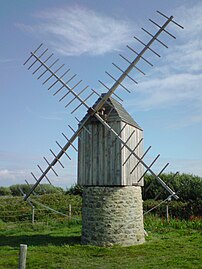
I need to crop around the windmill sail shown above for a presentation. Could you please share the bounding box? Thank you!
[23,11,183,200]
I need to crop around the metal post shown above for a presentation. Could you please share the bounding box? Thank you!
[166,204,169,222]
[18,244,27,269]
[32,206,35,225]
[69,204,72,220]
[166,196,172,222]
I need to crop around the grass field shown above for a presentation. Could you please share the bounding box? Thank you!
[0,217,201,269]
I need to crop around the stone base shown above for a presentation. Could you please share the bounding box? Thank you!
[81,186,145,246]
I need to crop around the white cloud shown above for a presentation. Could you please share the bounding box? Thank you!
[0,167,75,188]
[0,169,27,186]
[0,169,10,176]
[17,5,135,56]
[122,1,202,128]
[174,1,202,39]
[167,2,202,74]
[0,151,78,188]
[127,73,202,111]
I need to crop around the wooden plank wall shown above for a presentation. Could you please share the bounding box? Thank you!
[121,122,144,186]
[78,119,144,186]
[78,119,122,186]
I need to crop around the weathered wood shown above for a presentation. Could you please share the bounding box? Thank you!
[78,99,144,186]
[18,244,27,269]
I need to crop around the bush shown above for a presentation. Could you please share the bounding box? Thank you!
[0,193,82,222]
[0,187,12,196]
[9,184,64,196]
[66,184,83,196]
[143,173,202,202]
[143,173,202,219]
[143,199,201,220]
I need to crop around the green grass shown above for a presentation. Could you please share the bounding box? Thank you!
[0,218,201,269]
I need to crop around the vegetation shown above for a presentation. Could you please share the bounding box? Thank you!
[143,173,202,202]
[142,173,202,219]
[0,173,201,268]
[66,184,83,196]
[1,173,202,222]
[9,184,64,196]
[65,173,202,203]
[1,173,201,201]
[0,186,12,196]
[0,193,200,222]
[144,199,201,220]
[0,194,82,222]
[0,217,201,269]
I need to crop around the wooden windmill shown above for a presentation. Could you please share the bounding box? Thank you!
[22,10,183,246]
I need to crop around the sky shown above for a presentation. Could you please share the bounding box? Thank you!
[0,0,202,189]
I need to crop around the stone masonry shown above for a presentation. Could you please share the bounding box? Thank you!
[82,186,145,246]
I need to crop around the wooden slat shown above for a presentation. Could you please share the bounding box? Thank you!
[77,110,144,186]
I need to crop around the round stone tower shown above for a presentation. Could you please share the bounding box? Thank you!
[82,186,144,246]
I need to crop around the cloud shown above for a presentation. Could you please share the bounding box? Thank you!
[0,169,26,178]
[17,5,135,56]
[126,73,202,111]
[0,167,75,188]
[0,150,78,188]
[174,1,202,39]
[121,1,202,128]
[0,169,27,186]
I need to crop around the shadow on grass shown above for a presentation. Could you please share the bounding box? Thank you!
[0,234,81,247]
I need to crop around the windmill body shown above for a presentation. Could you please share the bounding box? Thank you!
[78,94,144,187]
[78,94,145,246]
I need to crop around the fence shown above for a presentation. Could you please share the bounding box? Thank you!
[0,204,80,223]
[0,193,201,223]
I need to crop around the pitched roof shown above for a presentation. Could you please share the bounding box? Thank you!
[107,96,142,130]
[81,93,142,130]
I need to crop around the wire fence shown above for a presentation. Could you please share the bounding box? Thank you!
[0,204,81,223]
[0,192,200,223]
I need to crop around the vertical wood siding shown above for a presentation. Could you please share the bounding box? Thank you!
[121,122,144,186]
[78,116,144,186]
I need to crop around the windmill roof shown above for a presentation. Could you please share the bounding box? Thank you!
[81,93,142,130]
[106,96,142,130]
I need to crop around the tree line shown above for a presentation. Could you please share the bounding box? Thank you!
[0,173,201,220]
[0,173,201,203]
[0,184,64,196]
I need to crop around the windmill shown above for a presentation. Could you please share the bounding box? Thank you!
[22,10,183,246]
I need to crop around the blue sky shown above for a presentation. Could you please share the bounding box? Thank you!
[0,0,202,188]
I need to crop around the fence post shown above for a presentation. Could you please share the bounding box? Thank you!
[18,244,27,269]
[166,204,169,222]
[69,204,72,220]
[32,206,35,225]
[166,196,172,222]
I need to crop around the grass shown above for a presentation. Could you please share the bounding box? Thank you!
[0,217,201,269]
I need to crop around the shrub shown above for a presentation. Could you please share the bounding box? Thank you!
[143,173,202,202]
[143,199,201,220]
[66,184,83,196]
[0,187,12,196]
[9,184,64,196]
[0,193,82,222]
